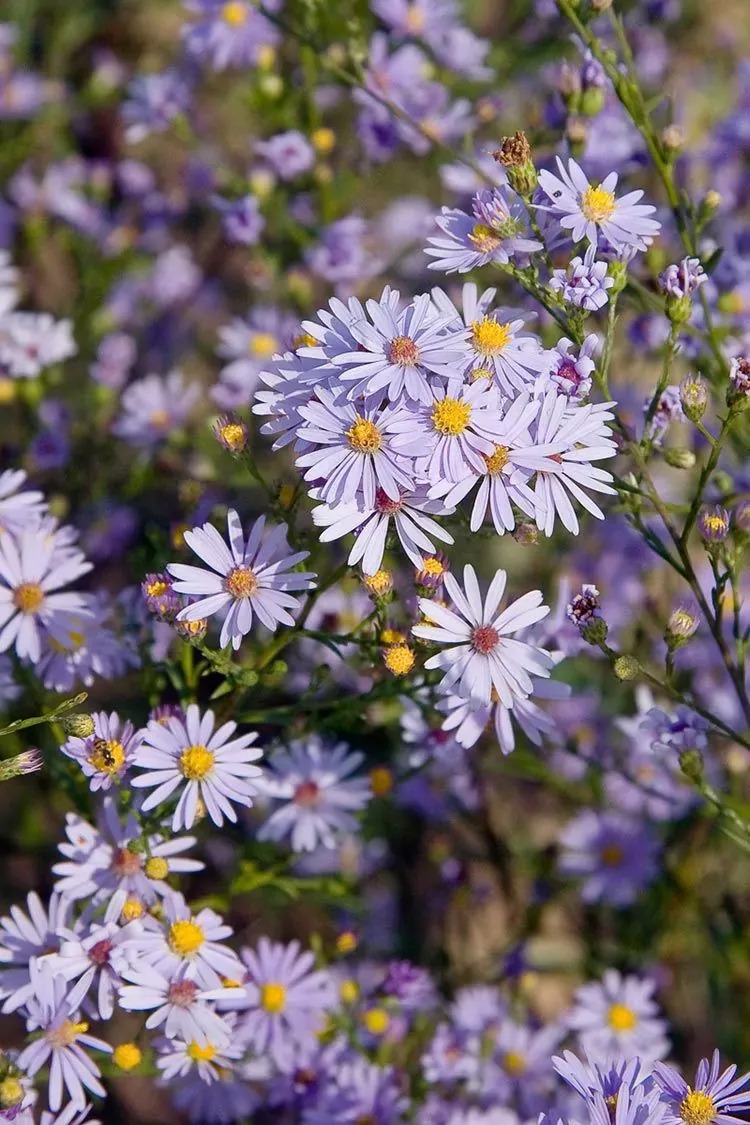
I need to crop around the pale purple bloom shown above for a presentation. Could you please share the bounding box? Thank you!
[44,918,142,1021]
[644,384,684,444]
[305,215,378,287]
[132,703,263,830]
[0,312,75,378]
[541,335,599,400]
[554,1052,667,1125]
[212,193,265,246]
[550,246,614,311]
[212,306,296,410]
[658,256,707,299]
[258,737,371,851]
[168,510,315,649]
[113,371,201,447]
[89,332,136,390]
[305,1059,410,1124]
[537,158,661,252]
[439,675,570,753]
[135,890,242,989]
[0,892,75,1014]
[559,810,661,906]
[0,470,46,535]
[0,528,91,664]
[155,1028,244,1084]
[413,564,553,707]
[60,710,142,792]
[640,705,708,753]
[122,69,192,143]
[653,1051,750,1125]
[255,131,315,180]
[182,0,280,70]
[566,970,670,1062]
[426,189,542,274]
[36,594,138,693]
[118,963,239,1045]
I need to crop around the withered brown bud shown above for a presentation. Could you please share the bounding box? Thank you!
[492,130,532,168]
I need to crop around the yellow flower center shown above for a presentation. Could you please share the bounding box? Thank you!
[471,366,493,382]
[113,1043,143,1071]
[311,127,336,154]
[370,766,394,797]
[217,422,246,451]
[702,515,727,536]
[471,317,512,357]
[405,4,426,32]
[680,1090,717,1125]
[179,745,215,781]
[293,332,317,349]
[608,1003,637,1032]
[421,556,444,576]
[431,397,471,436]
[503,1051,527,1076]
[340,978,359,1003]
[88,738,125,775]
[224,565,258,598]
[149,409,170,430]
[601,844,624,867]
[222,1,248,25]
[187,1040,218,1062]
[346,416,382,454]
[145,856,169,880]
[0,1077,24,1108]
[48,629,85,653]
[168,919,206,957]
[260,982,287,1013]
[468,223,501,253]
[483,444,510,475]
[383,644,416,676]
[364,569,393,596]
[387,335,420,366]
[363,1007,389,1035]
[12,582,44,614]
[581,185,616,223]
[121,898,145,921]
[48,1019,89,1048]
[250,332,278,358]
[145,578,169,597]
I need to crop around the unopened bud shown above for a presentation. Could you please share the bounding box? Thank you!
[666,607,699,649]
[512,522,539,546]
[679,747,704,785]
[175,617,208,641]
[213,414,248,454]
[733,499,750,535]
[679,374,708,422]
[580,87,606,117]
[590,0,613,10]
[565,117,589,155]
[664,448,696,470]
[698,505,730,543]
[661,124,684,155]
[61,713,95,738]
[580,617,608,646]
[0,749,43,782]
[613,655,640,681]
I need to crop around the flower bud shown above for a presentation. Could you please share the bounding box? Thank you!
[565,117,589,156]
[679,747,704,785]
[728,356,750,408]
[679,374,708,422]
[666,606,699,649]
[590,0,613,10]
[512,522,539,547]
[61,713,95,738]
[175,617,208,641]
[661,124,684,155]
[213,414,248,454]
[664,448,696,470]
[113,1043,143,1072]
[613,655,640,681]
[733,499,750,535]
[0,749,43,782]
[580,618,609,645]
[580,87,606,117]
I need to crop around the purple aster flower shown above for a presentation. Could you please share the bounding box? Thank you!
[135,890,242,989]
[118,963,239,1045]
[255,131,315,180]
[296,390,414,508]
[305,1058,409,1124]
[566,583,601,627]
[0,891,75,1014]
[421,1021,480,1085]
[154,1026,244,1084]
[438,674,569,754]
[44,916,142,1021]
[132,703,263,830]
[426,189,543,274]
[312,483,454,576]
[658,256,707,299]
[550,246,614,311]
[17,963,112,1111]
[168,1066,259,1122]
[90,332,136,390]
[212,305,296,410]
[60,710,142,792]
[413,563,552,707]
[0,312,75,378]
[559,809,661,906]
[122,69,192,143]
[566,970,670,1062]
[113,371,201,447]
[182,0,280,70]
[541,335,599,400]
[0,528,91,664]
[36,594,138,693]
[729,356,750,398]
[258,736,371,851]
[554,1052,667,1125]
[305,215,378,287]
[0,470,46,535]
[212,193,265,245]
[379,961,438,1013]
[168,510,315,649]
[226,938,336,1069]
[640,705,708,753]
[537,157,661,252]
[652,1051,750,1125]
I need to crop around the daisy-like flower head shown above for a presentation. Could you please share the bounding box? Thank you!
[413,564,553,708]
[168,510,315,651]
[0,469,46,535]
[132,703,263,830]
[425,188,542,274]
[439,673,570,754]
[118,963,240,1046]
[558,809,661,907]
[60,710,142,792]
[17,963,112,1112]
[295,389,414,508]
[304,1058,410,1125]
[154,1025,245,1085]
[555,1052,667,1125]
[0,312,76,379]
[44,916,142,1021]
[0,892,75,1015]
[566,969,670,1063]
[537,157,661,252]
[549,245,615,311]
[182,0,281,71]
[257,736,371,852]
[332,291,471,405]
[0,528,92,664]
[112,371,201,448]
[653,1051,750,1125]
[540,335,599,401]
[225,937,336,1069]
[136,889,242,989]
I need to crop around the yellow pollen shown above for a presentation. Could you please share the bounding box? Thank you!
[179,744,215,781]
[168,919,206,957]
[145,856,169,880]
[680,1090,717,1125]
[311,127,336,154]
[380,629,404,645]
[113,1043,143,1071]
[608,1003,637,1032]
[346,416,382,454]
[250,332,278,358]
[340,978,359,1003]
[218,423,246,451]
[363,1007,390,1035]
[431,397,471,436]
[187,1040,218,1062]
[383,644,416,676]
[261,982,287,1013]
[703,515,727,535]
[471,317,512,357]
[225,566,258,598]
[471,366,493,382]
[503,1051,528,1076]
[336,932,358,956]
[149,409,170,430]
[146,579,169,597]
[421,556,444,576]
[121,898,145,921]
[405,3,426,32]
[12,582,44,614]
[601,844,624,867]
[364,569,393,596]
[293,332,317,349]
[222,1,248,25]
[468,223,501,253]
[48,1019,89,1047]
[222,976,241,988]
[88,738,125,775]
[48,629,85,654]
[0,378,16,404]
[0,1077,24,1108]
[581,184,616,223]
[370,766,394,797]
[483,444,510,475]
